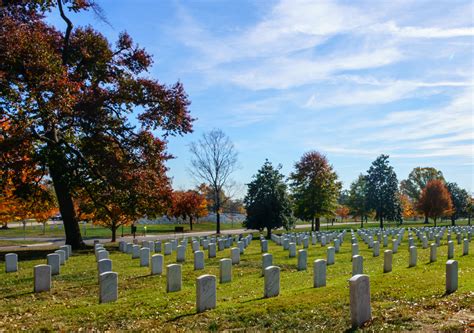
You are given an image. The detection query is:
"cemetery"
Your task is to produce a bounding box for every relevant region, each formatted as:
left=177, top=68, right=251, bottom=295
left=1, top=225, right=473, bottom=331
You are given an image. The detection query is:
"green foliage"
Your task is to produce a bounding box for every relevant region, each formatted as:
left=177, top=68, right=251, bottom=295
left=243, top=160, right=293, bottom=237
left=400, top=167, right=445, bottom=201
left=347, top=174, right=370, bottom=221
left=445, top=182, right=470, bottom=224
left=289, top=151, right=341, bottom=230
left=366, top=155, right=401, bottom=227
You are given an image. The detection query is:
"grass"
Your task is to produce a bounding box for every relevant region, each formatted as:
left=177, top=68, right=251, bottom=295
left=0, top=228, right=473, bottom=331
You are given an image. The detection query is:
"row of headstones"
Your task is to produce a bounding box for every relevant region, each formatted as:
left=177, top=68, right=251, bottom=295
left=411, top=226, right=472, bottom=247
left=4, top=245, right=72, bottom=293
left=272, top=230, right=346, bottom=249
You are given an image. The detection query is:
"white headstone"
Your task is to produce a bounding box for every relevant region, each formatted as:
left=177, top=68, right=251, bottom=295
left=297, top=249, right=307, bottom=271
left=288, top=242, right=296, bottom=258
left=262, top=253, right=273, bottom=276
left=462, top=239, right=469, bottom=256
left=140, top=248, right=150, bottom=267
left=264, top=266, right=280, bottom=298
left=352, top=255, right=363, bottom=276
left=327, top=247, right=335, bottom=265
left=5, top=253, right=18, bottom=273
left=446, top=259, right=458, bottom=294
left=383, top=250, right=392, bottom=273
left=164, top=242, right=172, bottom=255
left=55, top=249, right=66, bottom=265
left=349, top=274, right=371, bottom=328
left=151, top=254, right=164, bottom=275
left=194, top=251, right=204, bottom=270
left=34, top=264, right=51, bottom=292
left=99, top=271, right=118, bottom=303
left=166, top=264, right=182, bottom=292
left=47, top=253, right=60, bottom=275
left=313, top=259, right=326, bottom=288
left=219, top=258, right=232, bottom=283
left=430, top=243, right=437, bottom=262
left=98, top=258, right=112, bottom=275
left=196, top=274, right=217, bottom=313
left=409, top=246, right=417, bottom=267
left=176, top=245, right=186, bottom=262
left=131, top=245, right=140, bottom=259
left=231, top=247, right=240, bottom=265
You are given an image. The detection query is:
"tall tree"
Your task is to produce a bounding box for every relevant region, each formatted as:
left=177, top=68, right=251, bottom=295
left=445, top=182, right=469, bottom=226
left=189, top=129, right=238, bottom=234
left=366, top=155, right=401, bottom=228
left=243, top=160, right=293, bottom=238
left=399, top=193, right=416, bottom=221
left=417, top=180, right=453, bottom=227
left=290, top=151, right=341, bottom=231
left=400, top=167, right=444, bottom=223
left=0, top=2, right=193, bottom=248
left=347, top=174, right=370, bottom=228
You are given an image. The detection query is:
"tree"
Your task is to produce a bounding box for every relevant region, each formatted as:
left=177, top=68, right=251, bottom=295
left=243, top=160, right=293, bottom=238
left=169, top=190, right=208, bottom=230
left=366, top=155, right=401, bottom=228
left=189, top=129, right=238, bottom=234
left=347, top=174, right=370, bottom=228
left=399, top=193, right=416, bottom=221
left=336, top=205, right=350, bottom=222
left=400, top=167, right=444, bottom=223
left=417, top=180, right=453, bottom=227
left=1, top=2, right=193, bottom=248
left=290, top=151, right=341, bottom=231
left=445, top=182, right=470, bottom=226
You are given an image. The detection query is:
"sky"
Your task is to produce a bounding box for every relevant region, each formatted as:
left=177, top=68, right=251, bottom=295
left=48, top=0, right=474, bottom=197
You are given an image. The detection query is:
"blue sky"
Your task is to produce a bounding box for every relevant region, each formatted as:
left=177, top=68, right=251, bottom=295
left=49, top=0, right=474, bottom=197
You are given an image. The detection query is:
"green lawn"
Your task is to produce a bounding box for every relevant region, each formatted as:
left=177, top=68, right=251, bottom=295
left=0, top=229, right=472, bottom=331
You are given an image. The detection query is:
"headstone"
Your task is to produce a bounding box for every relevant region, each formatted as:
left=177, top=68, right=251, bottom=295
left=231, top=247, right=240, bottom=265
left=373, top=241, right=380, bottom=257
left=34, top=264, right=51, bottom=292
left=237, top=241, right=244, bottom=254
left=164, top=242, right=172, bottom=255
left=5, top=253, right=18, bottom=273
left=177, top=245, right=186, bottom=262
left=264, top=266, right=280, bottom=298
left=383, top=250, right=392, bottom=273
left=166, top=264, right=182, bottom=292
left=327, top=247, right=335, bottom=265
left=196, top=275, right=217, bottom=313
left=192, top=241, right=200, bottom=252
left=446, top=260, right=458, bottom=294
left=349, top=274, right=371, bottom=328
left=262, top=253, right=273, bottom=276
left=447, top=241, right=454, bottom=259
left=313, top=259, right=326, bottom=288
left=99, top=271, right=118, bottom=303
left=288, top=242, right=296, bottom=258
left=59, top=245, right=69, bottom=260
left=261, top=240, right=268, bottom=253
left=47, top=253, right=60, bottom=275
left=334, top=239, right=340, bottom=253
left=98, top=258, right=112, bottom=275
left=430, top=243, right=437, bottom=263
left=132, top=245, right=140, bottom=259
left=352, top=255, right=363, bottom=276
left=219, top=258, right=232, bottom=283
left=55, top=249, right=66, bottom=265
left=126, top=243, right=133, bottom=254
left=462, top=239, right=469, bottom=256
left=208, top=243, right=216, bottom=258
left=351, top=243, right=359, bottom=259
left=409, top=246, right=417, bottom=267
left=297, top=249, right=307, bottom=271
left=194, top=250, right=204, bottom=270
left=155, top=241, right=162, bottom=253
left=151, top=254, right=164, bottom=275
left=140, top=248, right=150, bottom=267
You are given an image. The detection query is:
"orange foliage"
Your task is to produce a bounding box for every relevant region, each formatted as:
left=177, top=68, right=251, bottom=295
left=417, top=180, right=453, bottom=225
left=336, top=205, right=350, bottom=221
left=169, top=190, right=208, bottom=228
left=400, top=193, right=416, bottom=220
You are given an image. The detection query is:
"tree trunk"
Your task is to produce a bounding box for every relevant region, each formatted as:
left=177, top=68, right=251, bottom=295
left=315, top=217, right=320, bottom=231
left=47, top=151, right=84, bottom=250
left=267, top=227, right=271, bottom=239
left=469, top=215, right=471, bottom=226
left=451, top=217, right=455, bottom=226
left=311, top=217, right=315, bottom=232
left=424, top=215, right=429, bottom=224
left=189, top=216, right=193, bottom=231
left=360, top=215, right=364, bottom=228
left=111, top=224, right=117, bottom=242
left=434, top=217, right=437, bottom=227
left=215, top=188, right=221, bottom=234
left=379, top=213, right=383, bottom=229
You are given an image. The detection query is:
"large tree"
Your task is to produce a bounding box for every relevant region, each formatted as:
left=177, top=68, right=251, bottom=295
left=445, top=182, right=469, bottom=226
left=400, top=167, right=444, bottom=223
left=0, top=1, right=193, bottom=248
left=189, top=129, right=238, bottom=234
left=290, top=151, right=341, bottom=231
left=243, top=160, right=293, bottom=238
left=366, top=155, right=401, bottom=228
left=417, top=180, right=453, bottom=227
left=347, top=174, right=370, bottom=228
left=169, top=190, right=208, bottom=231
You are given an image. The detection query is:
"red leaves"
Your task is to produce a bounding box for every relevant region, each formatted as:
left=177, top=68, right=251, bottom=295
left=417, top=180, right=453, bottom=221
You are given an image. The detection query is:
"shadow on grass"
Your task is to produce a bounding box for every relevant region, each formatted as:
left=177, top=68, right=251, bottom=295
left=167, top=312, right=196, bottom=322
left=3, top=290, right=34, bottom=299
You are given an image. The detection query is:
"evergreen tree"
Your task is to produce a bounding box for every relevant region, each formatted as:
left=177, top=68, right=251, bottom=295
left=445, top=182, right=470, bottom=226
left=243, top=160, right=293, bottom=238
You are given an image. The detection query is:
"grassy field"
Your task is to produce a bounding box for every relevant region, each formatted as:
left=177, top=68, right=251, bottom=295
left=0, top=229, right=473, bottom=331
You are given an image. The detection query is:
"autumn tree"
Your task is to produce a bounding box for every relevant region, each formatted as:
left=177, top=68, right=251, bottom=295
left=243, top=160, right=293, bottom=238
left=336, top=205, right=350, bottom=222
left=417, top=180, right=453, bottom=227
left=399, top=193, right=416, bottom=221
left=189, top=129, right=238, bottom=234
left=290, top=151, right=341, bottom=231
left=366, top=155, right=401, bottom=228
left=169, top=190, right=208, bottom=230
left=0, top=2, right=193, bottom=248
left=347, top=174, right=370, bottom=228
left=401, top=167, right=444, bottom=223
left=445, top=182, right=470, bottom=226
